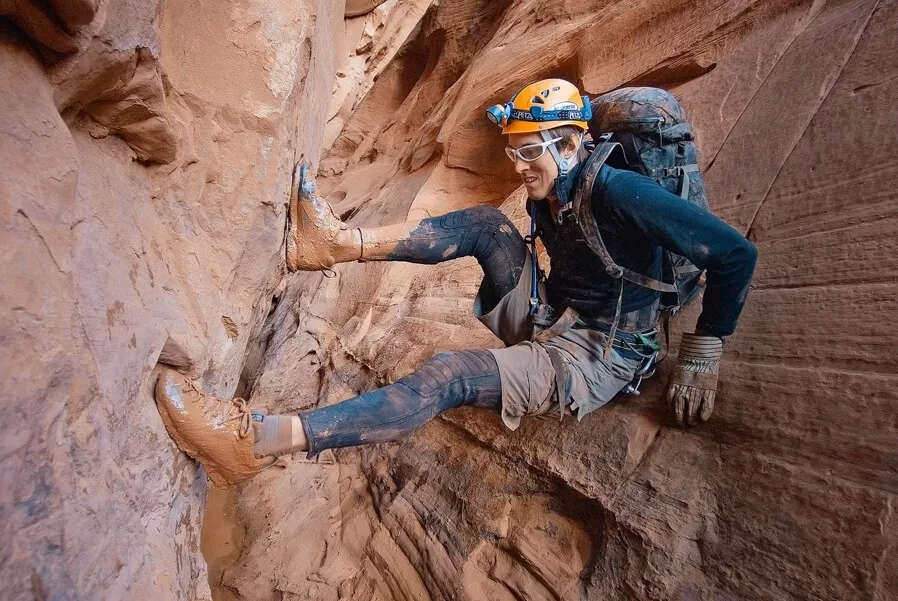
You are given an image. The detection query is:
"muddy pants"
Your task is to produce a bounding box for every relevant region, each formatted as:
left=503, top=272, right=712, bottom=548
left=300, top=206, right=642, bottom=456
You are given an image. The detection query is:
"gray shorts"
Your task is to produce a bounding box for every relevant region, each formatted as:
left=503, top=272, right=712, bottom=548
left=473, top=252, right=642, bottom=430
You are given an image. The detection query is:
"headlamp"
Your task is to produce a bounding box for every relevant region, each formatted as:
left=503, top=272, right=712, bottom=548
left=486, top=95, right=592, bottom=128
left=486, top=103, right=511, bottom=127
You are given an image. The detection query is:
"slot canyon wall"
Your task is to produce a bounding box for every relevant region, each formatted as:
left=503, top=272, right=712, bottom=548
left=1, top=1, right=896, bottom=601
left=0, top=0, right=344, bottom=598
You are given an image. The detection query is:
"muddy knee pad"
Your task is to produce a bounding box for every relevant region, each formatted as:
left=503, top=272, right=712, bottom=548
left=300, top=349, right=502, bottom=456
left=403, top=349, right=502, bottom=410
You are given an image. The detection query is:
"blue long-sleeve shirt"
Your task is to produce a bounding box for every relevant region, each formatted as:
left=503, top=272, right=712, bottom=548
left=533, top=164, right=757, bottom=338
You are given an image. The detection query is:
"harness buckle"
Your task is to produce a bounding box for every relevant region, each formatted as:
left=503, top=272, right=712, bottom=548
left=622, top=353, right=658, bottom=396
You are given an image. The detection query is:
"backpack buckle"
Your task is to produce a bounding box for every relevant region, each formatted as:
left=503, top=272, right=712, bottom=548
left=606, top=264, right=623, bottom=278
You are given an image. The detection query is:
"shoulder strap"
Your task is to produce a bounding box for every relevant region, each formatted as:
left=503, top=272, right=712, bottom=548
left=525, top=197, right=541, bottom=314
left=574, top=142, right=677, bottom=294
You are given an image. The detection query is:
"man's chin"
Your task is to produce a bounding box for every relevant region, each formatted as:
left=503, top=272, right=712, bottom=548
left=525, top=185, right=548, bottom=200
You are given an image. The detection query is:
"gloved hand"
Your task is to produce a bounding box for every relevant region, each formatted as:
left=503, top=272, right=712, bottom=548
left=666, top=333, right=724, bottom=426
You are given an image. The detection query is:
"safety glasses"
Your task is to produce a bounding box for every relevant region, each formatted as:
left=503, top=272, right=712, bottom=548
left=505, top=137, right=561, bottom=163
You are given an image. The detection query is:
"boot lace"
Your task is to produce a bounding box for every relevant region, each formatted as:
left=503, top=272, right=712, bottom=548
left=228, top=397, right=253, bottom=439
left=183, top=378, right=253, bottom=439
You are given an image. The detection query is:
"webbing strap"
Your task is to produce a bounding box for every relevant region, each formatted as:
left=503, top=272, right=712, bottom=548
left=533, top=306, right=580, bottom=344
left=649, top=163, right=699, bottom=200
left=619, top=266, right=677, bottom=292
left=678, top=164, right=699, bottom=199
left=527, top=199, right=540, bottom=315
left=545, top=346, right=572, bottom=420
left=574, top=143, right=677, bottom=295
left=675, top=264, right=702, bottom=275
left=604, top=279, right=624, bottom=360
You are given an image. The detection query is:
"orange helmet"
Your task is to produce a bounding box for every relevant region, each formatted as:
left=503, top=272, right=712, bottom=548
left=486, top=78, right=591, bottom=134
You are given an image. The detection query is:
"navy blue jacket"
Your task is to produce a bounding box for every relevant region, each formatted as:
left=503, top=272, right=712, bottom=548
left=533, top=163, right=757, bottom=338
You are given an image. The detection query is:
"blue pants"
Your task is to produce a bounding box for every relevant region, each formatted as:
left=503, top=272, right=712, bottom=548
left=300, top=206, right=527, bottom=456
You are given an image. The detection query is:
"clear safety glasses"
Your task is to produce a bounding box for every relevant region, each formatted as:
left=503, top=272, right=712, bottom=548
left=504, top=137, right=562, bottom=163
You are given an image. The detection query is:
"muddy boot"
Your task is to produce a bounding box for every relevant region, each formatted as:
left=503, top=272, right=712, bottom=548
left=154, top=369, right=275, bottom=487
left=286, top=160, right=428, bottom=270
left=286, top=161, right=363, bottom=271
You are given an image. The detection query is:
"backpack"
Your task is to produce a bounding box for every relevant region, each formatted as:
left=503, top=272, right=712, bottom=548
left=572, top=86, right=709, bottom=314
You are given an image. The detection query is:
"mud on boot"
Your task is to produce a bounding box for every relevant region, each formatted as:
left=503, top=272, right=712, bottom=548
left=154, top=368, right=275, bottom=487
left=285, top=160, right=361, bottom=272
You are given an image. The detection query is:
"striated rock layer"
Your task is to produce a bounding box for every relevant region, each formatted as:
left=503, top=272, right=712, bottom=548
left=229, top=0, right=898, bottom=600
left=2, top=0, right=897, bottom=600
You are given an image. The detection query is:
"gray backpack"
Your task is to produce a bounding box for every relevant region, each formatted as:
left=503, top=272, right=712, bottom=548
left=573, top=87, right=709, bottom=313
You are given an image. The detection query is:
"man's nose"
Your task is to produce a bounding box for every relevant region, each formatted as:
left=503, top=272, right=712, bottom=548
left=513, top=157, right=528, bottom=174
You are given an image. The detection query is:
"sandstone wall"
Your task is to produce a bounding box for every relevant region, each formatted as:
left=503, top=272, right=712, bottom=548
left=0, top=1, right=343, bottom=599
left=2, top=1, right=896, bottom=601
left=229, top=0, right=898, bottom=600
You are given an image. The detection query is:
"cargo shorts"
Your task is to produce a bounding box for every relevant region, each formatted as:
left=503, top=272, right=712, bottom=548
left=473, top=251, right=642, bottom=430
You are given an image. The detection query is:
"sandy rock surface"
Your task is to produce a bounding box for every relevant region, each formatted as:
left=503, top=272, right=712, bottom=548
left=231, top=0, right=898, bottom=600
left=2, top=0, right=897, bottom=600
left=1, top=0, right=341, bottom=599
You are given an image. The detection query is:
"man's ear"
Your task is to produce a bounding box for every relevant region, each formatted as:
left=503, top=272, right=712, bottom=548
left=562, top=133, right=582, bottom=158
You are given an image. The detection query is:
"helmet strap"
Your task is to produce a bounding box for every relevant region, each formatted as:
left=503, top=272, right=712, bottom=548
left=541, top=129, right=581, bottom=206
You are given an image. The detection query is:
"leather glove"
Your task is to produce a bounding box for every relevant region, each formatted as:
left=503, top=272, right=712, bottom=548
left=666, top=333, right=724, bottom=426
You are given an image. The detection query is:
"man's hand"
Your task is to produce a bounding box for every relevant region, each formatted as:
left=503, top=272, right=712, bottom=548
left=665, top=333, right=724, bottom=426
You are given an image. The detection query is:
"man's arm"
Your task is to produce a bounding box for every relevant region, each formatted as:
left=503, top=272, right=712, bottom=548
left=602, top=169, right=758, bottom=338
left=600, top=168, right=758, bottom=425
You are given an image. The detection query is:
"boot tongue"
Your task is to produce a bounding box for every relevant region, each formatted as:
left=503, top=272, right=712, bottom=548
left=251, top=413, right=295, bottom=458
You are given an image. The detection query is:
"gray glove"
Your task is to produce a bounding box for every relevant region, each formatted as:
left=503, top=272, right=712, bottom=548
left=666, top=333, right=724, bottom=426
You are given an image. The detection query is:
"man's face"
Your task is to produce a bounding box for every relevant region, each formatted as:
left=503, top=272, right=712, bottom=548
left=507, top=132, right=559, bottom=200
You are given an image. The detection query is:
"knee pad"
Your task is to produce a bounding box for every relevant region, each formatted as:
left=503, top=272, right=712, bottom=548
left=437, top=205, right=510, bottom=232
left=399, top=349, right=501, bottom=409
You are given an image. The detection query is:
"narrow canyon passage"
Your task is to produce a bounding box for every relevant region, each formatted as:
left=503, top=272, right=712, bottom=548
left=2, top=1, right=896, bottom=600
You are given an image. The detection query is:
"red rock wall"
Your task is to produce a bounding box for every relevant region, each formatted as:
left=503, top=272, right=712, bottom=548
left=3, top=1, right=896, bottom=600
left=0, top=1, right=343, bottom=599
left=230, top=0, right=898, bottom=600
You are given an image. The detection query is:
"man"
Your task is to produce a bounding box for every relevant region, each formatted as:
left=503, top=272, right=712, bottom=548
left=155, top=79, right=757, bottom=487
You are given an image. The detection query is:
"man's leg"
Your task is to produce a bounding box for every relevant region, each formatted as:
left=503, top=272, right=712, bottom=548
left=153, top=163, right=528, bottom=483
left=153, top=350, right=500, bottom=483
left=253, top=349, right=501, bottom=457
left=287, top=162, right=526, bottom=312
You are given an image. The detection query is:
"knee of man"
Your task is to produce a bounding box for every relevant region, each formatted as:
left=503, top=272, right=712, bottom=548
left=403, top=350, right=497, bottom=397
left=466, top=205, right=509, bottom=228
left=440, top=205, right=511, bottom=231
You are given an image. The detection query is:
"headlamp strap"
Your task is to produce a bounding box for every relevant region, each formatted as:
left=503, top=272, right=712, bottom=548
left=510, top=96, right=592, bottom=123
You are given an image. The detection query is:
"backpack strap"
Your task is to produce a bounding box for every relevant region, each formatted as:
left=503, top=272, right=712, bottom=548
left=574, top=142, right=677, bottom=295
left=525, top=198, right=540, bottom=315
left=574, top=141, right=678, bottom=359
left=650, top=163, right=700, bottom=199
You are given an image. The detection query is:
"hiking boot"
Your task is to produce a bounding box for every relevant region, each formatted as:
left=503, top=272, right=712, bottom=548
left=154, top=368, right=274, bottom=487
left=286, top=160, right=361, bottom=271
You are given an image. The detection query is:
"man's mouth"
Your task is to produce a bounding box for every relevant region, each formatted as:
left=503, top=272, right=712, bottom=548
left=523, top=176, right=537, bottom=185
